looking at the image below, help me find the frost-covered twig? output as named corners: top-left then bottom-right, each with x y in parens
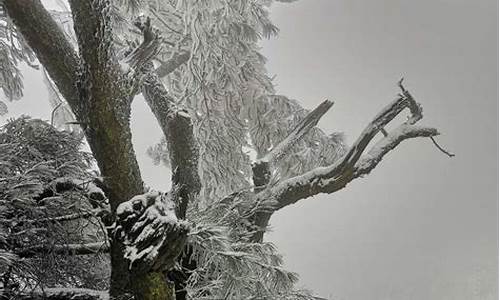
top-left (256, 99), bottom-right (334, 165)
top-left (50, 103), bottom-right (62, 127)
top-left (256, 82), bottom-right (440, 210)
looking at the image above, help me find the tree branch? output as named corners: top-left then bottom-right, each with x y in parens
top-left (155, 51), bottom-right (190, 78)
top-left (141, 73), bottom-right (200, 219)
top-left (429, 136), bottom-right (455, 157)
top-left (257, 99), bottom-right (334, 165)
top-left (249, 100), bottom-right (334, 241)
top-left (65, 0), bottom-right (144, 210)
top-left (122, 17), bottom-right (162, 76)
top-left (3, 0), bottom-right (81, 116)
top-left (257, 82), bottom-right (441, 210)
top-left (15, 242), bottom-right (109, 258)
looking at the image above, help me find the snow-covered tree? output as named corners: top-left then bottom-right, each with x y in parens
top-left (0, 1), bottom-right (452, 299)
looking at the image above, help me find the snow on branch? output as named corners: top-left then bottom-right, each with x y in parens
top-left (122, 17), bottom-right (162, 73)
top-left (250, 100), bottom-right (333, 241)
top-left (155, 50), bottom-right (190, 78)
top-left (113, 191), bottom-right (189, 274)
top-left (353, 124), bottom-right (439, 176)
top-left (256, 99), bottom-right (334, 165)
top-left (257, 81), bottom-right (442, 210)
top-left (142, 73), bottom-right (201, 219)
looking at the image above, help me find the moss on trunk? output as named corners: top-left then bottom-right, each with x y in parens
top-left (131, 272), bottom-right (175, 300)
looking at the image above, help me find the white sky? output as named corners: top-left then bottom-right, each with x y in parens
top-left (1, 1), bottom-right (497, 299)
top-left (260, 1), bottom-right (498, 299)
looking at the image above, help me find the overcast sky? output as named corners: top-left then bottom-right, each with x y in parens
top-left (2, 1), bottom-right (498, 299)
top-left (259, 1), bottom-right (498, 299)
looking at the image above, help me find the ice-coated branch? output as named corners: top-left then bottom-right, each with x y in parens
top-left (249, 99), bottom-right (334, 241)
top-left (123, 17), bottom-right (162, 73)
top-left (142, 73), bottom-right (201, 219)
top-left (353, 124), bottom-right (438, 176)
top-left (15, 242), bottom-right (109, 258)
top-left (68, 0), bottom-right (118, 79)
top-left (257, 82), bottom-right (440, 210)
top-left (257, 99), bottom-right (334, 165)
top-left (155, 50), bottom-right (190, 78)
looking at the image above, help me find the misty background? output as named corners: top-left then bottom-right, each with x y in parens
top-left (1, 0), bottom-right (498, 299)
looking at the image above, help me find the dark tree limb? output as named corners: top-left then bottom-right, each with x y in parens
top-left (256, 82), bottom-right (441, 211)
top-left (67, 0), bottom-right (144, 209)
top-left (141, 73), bottom-right (200, 219)
top-left (66, 2), bottom-right (159, 298)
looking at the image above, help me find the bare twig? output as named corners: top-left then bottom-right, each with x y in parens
top-left (429, 136), bottom-right (455, 157)
top-left (50, 102), bottom-right (63, 126)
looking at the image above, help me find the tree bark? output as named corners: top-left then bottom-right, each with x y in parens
top-left (256, 84), bottom-right (439, 211)
top-left (141, 73), bottom-right (201, 300)
top-left (4, 1), bottom-right (181, 298)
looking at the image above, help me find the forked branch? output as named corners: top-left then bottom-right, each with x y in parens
top-left (257, 81), bottom-right (442, 211)
top-left (250, 99), bottom-right (334, 241)
top-left (142, 73), bottom-right (200, 219)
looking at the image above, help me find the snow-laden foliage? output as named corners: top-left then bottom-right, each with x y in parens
top-left (183, 190), bottom-right (319, 299)
top-left (0, 117), bottom-right (109, 294)
top-left (105, 0), bottom-right (347, 202)
top-left (0, 7), bottom-right (37, 115)
top-left (5, 0), bottom-right (346, 200)
top-left (114, 191), bottom-right (189, 273)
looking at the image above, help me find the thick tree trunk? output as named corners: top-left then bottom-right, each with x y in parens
top-left (4, 1), bottom-right (180, 298)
